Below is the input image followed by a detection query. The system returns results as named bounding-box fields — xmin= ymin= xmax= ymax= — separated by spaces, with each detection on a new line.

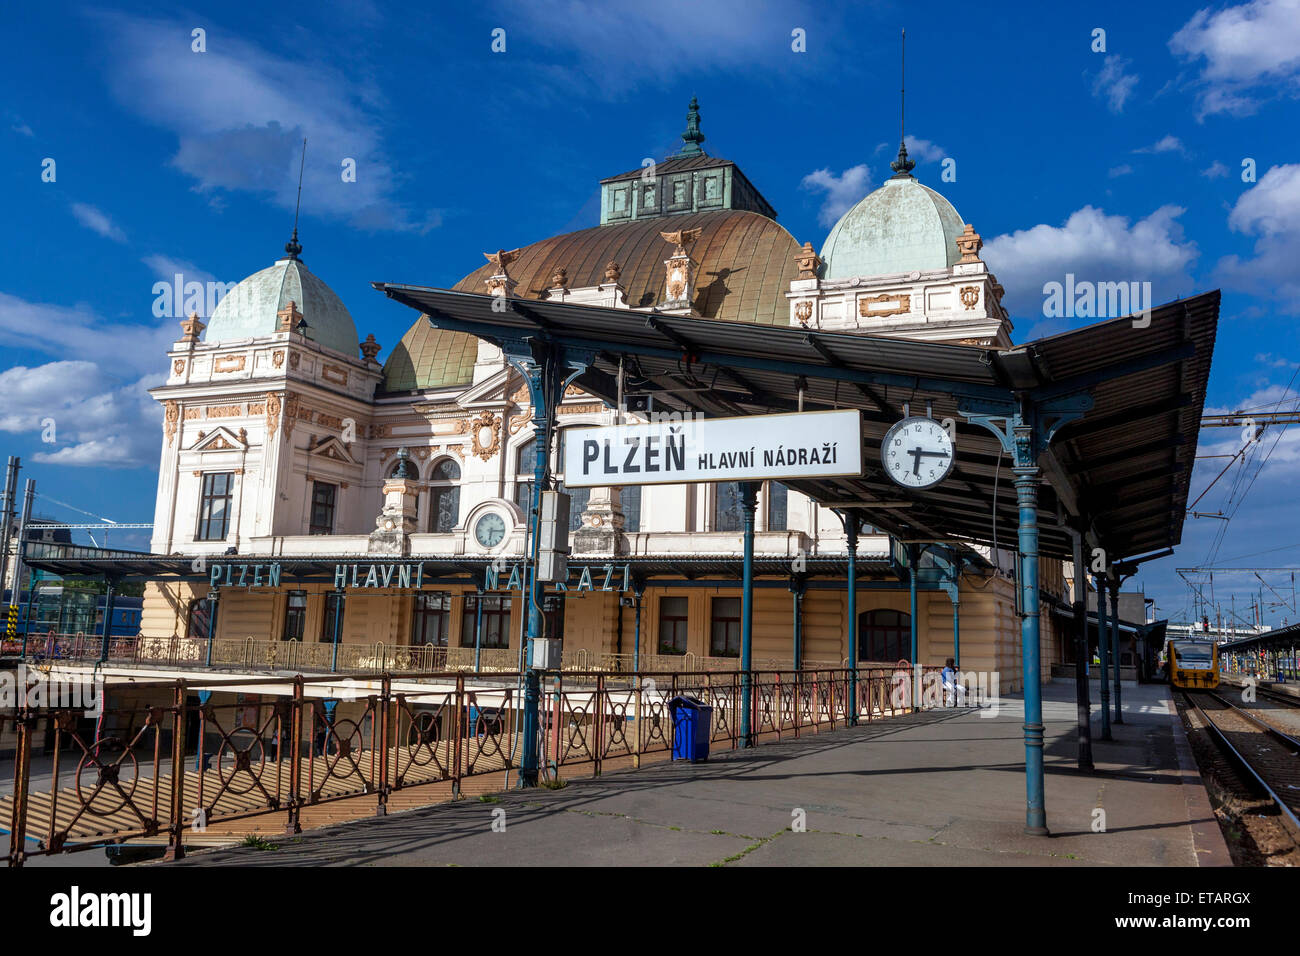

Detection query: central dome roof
xmin=206 ymin=255 xmax=359 ymax=358
xmin=382 ymin=208 xmax=801 ymax=392
xmin=819 ymin=174 xmax=966 ymax=280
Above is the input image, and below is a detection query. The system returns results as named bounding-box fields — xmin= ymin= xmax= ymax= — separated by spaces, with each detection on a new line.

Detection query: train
xmin=2 ymin=586 xmax=142 ymax=641
xmin=1164 ymin=637 xmax=1220 ymax=690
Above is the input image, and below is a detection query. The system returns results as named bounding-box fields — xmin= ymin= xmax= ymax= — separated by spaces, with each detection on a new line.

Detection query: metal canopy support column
xmin=506 ymin=330 xmax=593 ymax=788
xmin=907 ymin=542 xmax=921 ymax=709
xmin=331 ymin=589 xmax=344 ymax=672
xmin=206 ymin=588 xmax=219 ymax=667
xmin=632 ymin=578 xmax=644 ymax=674
xmin=790 ymin=574 xmax=807 ymax=670
xmin=1095 ymin=572 xmax=1113 ymax=741
xmin=474 ymin=585 xmax=484 ymax=673
xmin=1109 ymin=579 xmax=1124 ymax=724
xmin=740 ymin=482 xmax=759 ymax=747
xmin=961 ymin=391 xmax=1091 ymax=837
xmin=1068 ymin=528 xmax=1094 ymax=771
xmin=838 ymin=513 xmax=860 ymax=723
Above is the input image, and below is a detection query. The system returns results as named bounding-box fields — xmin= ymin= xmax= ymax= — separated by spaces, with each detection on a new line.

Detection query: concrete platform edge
xmin=1167 ymin=695 xmax=1232 ymax=867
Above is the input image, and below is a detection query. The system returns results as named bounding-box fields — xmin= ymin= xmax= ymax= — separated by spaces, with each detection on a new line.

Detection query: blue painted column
xmin=790 ymin=576 xmax=806 ymax=670
xmin=205 ymin=588 xmax=219 ymax=667
xmin=632 ymin=584 xmax=643 ymax=674
xmin=518 ymin=359 xmax=551 ymax=788
xmin=194 ymin=690 xmax=212 ymax=771
xmin=908 ymin=542 xmax=920 ymax=709
xmin=1014 ymin=457 xmax=1049 ymax=835
xmin=739 ymin=482 xmax=758 ymax=747
xmin=1110 ymin=580 xmax=1123 ymax=724
xmin=1095 ymin=572 xmax=1112 ymax=741
xmin=844 ymin=518 xmax=859 ymax=723
xmin=474 ymin=587 xmax=484 ymax=673
xmin=330 ymin=589 xmax=344 ymax=672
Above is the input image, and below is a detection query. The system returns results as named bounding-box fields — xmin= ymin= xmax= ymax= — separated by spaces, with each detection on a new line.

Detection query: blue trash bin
xmin=669 ymin=695 xmax=712 ymax=762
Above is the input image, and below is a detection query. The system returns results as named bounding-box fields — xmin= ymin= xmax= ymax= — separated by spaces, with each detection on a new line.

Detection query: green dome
xmin=205 ymin=256 xmax=359 ymax=358
xmin=819 ymin=175 xmax=966 ymax=280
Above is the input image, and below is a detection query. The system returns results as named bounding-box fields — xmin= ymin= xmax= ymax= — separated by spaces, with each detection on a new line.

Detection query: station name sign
xmin=207 ymin=562 xmax=632 ymax=593
xmin=561 ymin=410 xmax=863 ymax=487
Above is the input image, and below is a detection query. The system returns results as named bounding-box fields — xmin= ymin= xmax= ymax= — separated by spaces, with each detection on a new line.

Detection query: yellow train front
xmin=1165 ymin=637 xmax=1220 ymax=690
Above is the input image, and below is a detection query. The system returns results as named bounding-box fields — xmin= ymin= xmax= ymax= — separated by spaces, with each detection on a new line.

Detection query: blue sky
xmin=1 ymin=0 xmax=1298 ymax=628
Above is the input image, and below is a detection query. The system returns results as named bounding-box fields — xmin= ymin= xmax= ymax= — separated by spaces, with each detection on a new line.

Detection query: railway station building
xmin=23 ymin=101 xmax=1212 ymax=699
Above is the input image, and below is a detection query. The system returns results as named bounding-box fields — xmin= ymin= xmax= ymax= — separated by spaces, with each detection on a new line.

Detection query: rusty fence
xmin=3 ymin=665 xmax=940 ymax=867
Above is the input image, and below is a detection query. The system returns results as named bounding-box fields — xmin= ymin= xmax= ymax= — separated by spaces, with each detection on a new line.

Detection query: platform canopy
xmin=374 ymin=284 xmax=1219 ymax=562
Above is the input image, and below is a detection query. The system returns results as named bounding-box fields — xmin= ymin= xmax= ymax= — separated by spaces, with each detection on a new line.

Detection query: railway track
xmin=1180 ymin=690 xmax=1300 ymax=843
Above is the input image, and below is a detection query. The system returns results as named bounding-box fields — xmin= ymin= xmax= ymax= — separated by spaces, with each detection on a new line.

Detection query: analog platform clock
xmin=474 ymin=512 xmax=506 ymax=548
xmin=881 ymin=416 xmax=955 ymax=489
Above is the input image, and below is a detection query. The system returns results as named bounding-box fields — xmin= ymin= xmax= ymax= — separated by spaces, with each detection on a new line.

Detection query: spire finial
xmin=679 ymin=96 xmax=705 ymax=157
xmin=890 ymin=30 xmax=915 ymax=178
xmin=285 ymin=138 xmax=306 ymax=259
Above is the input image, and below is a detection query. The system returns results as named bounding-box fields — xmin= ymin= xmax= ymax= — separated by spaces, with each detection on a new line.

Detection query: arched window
xmin=186 ymin=598 xmax=212 ymax=641
xmin=859 ymin=609 xmax=911 ymax=663
xmin=428 ymin=458 xmax=460 ymax=533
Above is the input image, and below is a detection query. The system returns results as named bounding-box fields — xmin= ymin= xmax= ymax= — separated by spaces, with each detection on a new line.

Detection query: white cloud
xmin=1091 ymin=55 xmax=1139 ymax=112
xmin=1215 ymin=163 xmax=1300 ymax=312
xmin=1108 ymin=164 xmax=1134 ymax=178
xmin=0 ymin=292 xmax=175 ymax=378
xmin=800 ymin=164 xmax=873 ymax=228
xmin=141 ymin=255 xmax=218 ymax=288
xmin=92 ymin=12 xmax=436 ymax=232
xmin=70 ymin=202 xmax=127 ymax=242
xmin=1170 ymin=0 xmax=1300 ymax=118
xmin=497 ymin=0 xmax=815 ymax=80
xmin=1202 ymin=161 xmax=1230 ymax=178
xmin=903 ymin=135 xmax=946 ymax=164
xmin=982 ymin=205 xmax=1199 ymax=323
xmin=0 ymin=362 xmax=164 ymax=469
xmin=1134 ymin=135 xmax=1186 ymax=154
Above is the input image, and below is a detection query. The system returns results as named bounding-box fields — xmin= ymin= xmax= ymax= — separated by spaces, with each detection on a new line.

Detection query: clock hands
xmin=907 ymin=446 xmax=951 ymax=476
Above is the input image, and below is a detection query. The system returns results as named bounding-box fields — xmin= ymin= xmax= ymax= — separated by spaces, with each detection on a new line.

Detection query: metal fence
xmin=2 ymin=664 xmax=940 ymax=867
xmin=5 ymin=633 xmax=851 ymax=676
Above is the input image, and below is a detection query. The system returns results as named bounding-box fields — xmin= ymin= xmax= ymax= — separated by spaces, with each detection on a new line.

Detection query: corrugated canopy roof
xmin=371 ymin=284 xmax=1219 ymax=562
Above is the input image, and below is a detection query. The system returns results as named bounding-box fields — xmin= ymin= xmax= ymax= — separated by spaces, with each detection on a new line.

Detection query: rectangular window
xmin=196 ymin=472 xmax=234 ymax=541
xmin=283 ymin=590 xmax=307 ymax=641
xmin=412 ymin=591 xmax=452 ymax=646
xmin=767 ymin=482 xmax=788 ymax=531
xmin=321 ymin=592 xmax=345 ymax=643
xmin=621 ymin=485 xmax=641 ymax=533
xmin=710 ymin=597 xmax=742 ymax=657
xmin=658 ymin=596 xmax=688 ymax=655
xmin=713 ymin=482 xmax=743 ymax=532
xmin=543 ymin=594 xmax=565 ymax=641
xmin=310 ymin=482 xmax=337 ymax=535
xmin=462 ymin=595 xmax=512 ymax=649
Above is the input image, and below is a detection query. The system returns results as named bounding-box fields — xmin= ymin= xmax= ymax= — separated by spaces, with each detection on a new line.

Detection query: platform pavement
xmin=165 ymin=681 xmax=1229 ymax=867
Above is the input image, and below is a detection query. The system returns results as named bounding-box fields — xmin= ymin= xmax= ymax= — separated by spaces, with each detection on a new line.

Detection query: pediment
xmin=191 ymin=426 xmax=247 ymax=452
xmin=309 ymin=435 xmax=358 ymax=464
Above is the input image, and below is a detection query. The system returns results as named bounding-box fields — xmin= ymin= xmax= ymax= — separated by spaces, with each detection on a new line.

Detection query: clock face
xmin=474 ymin=512 xmax=506 ymax=548
xmin=881 ymin=417 xmax=955 ymax=489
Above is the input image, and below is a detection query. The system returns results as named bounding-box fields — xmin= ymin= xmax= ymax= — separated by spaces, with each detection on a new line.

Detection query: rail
xmin=2 ymin=664 xmax=944 ymax=866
